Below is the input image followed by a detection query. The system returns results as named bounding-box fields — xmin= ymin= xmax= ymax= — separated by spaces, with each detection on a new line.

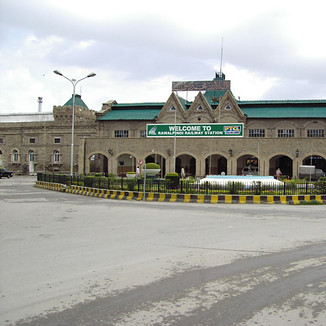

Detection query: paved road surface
xmin=1 ymin=176 xmax=325 ymax=325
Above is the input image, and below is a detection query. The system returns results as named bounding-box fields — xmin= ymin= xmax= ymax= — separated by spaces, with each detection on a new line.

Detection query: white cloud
xmin=222 ymin=64 xmax=279 ymax=100
xmin=1 ymin=0 xmax=326 ymax=113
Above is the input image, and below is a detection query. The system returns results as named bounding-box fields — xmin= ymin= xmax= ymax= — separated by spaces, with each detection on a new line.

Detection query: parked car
xmin=0 ymin=168 xmax=14 ymax=178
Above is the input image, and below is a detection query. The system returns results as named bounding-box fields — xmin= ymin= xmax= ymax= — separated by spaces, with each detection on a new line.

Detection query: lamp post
xmin=53 ymin=70 xmax=96 ymax=176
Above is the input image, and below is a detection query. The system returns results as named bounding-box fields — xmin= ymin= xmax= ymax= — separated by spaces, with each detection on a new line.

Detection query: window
xmin=12 ymin=149 xmax=19 ymax=162
xmin=307 ymin=129 xmax=324 ymax=138
xmin=115 ymin=130 xmax=128 ymax=138
xmin=197 ymin=105 xmax=203 ymax=111
xmin=0 ymin=137 xmax=3 ymax=144
xmin=29 ymin=138 xmax=36 ymax=144
xmin=54 ymin=137 xmax=61 ymax=144
xmin=169 ymin=106 xmax=176 ymax=111
xmin=140 ymin=130 xmax=147 ymax=138
xmin=278 ymin=129 xmax=294 ymax=138
xmin=29 ymin=150 xmax=35 ymax=162
xmin=249 ymin=129 xmax=265 ymax=138
xmin=224 ymin=104 xmax=231 ymax=110
xmin=53 ymin=150 xmax=60 ymax=163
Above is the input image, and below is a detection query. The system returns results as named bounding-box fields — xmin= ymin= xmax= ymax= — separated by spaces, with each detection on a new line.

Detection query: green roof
xmin=64 ymin=94 xmax=89 ymax=109
xmin=204 ymin=89 xmax=229 ymax=104
xmin=241 ymin=107 xmax=326 ymax=118
xmin=239 ymin=100 xmax=326 ymax=118
xmin=98 ymin=103 xmax=164 ymax=121
xmin=98 ymin=100 xmax=326 ymax=120
xmin=177 ymin=96 xmax=191 ymax=110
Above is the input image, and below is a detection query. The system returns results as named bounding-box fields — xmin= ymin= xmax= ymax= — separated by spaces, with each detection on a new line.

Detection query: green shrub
xmin=298 ymin=200 xmax=323 ymax=205
xmin=84 ymin=176 xmax=95 ymax=187
xmin=284 ymin=179 xmax=297 ymax=190
xmin=144 ymin=162 xmax=160 ymax=169
xmin=127 ymin=178 xmax=137 ymax=191
xmin=186 ymin=176 xmax=196 ymax=183
xmin=166 ymin=173 xmax=180 ymax=189
xmin=315 ymin=179 xmax=326 ymax=194
xmin=226 ymin=181 xmax=245 ymax=194
xmin=252 ymin=181 xmax=262 ymax=195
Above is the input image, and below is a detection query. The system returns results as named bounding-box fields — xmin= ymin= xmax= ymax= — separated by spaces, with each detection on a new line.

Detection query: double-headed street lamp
xmin=53 ymin=70 xmax=96 ymax=176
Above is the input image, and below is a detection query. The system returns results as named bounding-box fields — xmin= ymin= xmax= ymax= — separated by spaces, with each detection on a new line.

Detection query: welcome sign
xmin=146 ymin=123 xmax=244 ymax=138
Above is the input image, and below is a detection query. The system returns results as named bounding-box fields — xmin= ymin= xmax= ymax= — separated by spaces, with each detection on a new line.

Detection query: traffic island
xmin=34 ymin=182 xmax=326 ymax=204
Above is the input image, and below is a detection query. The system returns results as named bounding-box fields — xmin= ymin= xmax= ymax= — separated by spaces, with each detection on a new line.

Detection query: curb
xmin=34 ymin=182 xmax=326 ymax=204
xmin=34 ymin=181 xmax=67 ymax=192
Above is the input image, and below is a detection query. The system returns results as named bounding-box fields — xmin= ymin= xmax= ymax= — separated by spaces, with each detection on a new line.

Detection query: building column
xmin=110 ymin=156 xmax=117 ymax=175
xmin=78 ymin=138 xmax=86 ymax=175
xmin=293 ymin=157 xmax=300 ymax=178
xmin=227 ymin=158 xmax=235 ymax=175
xmin=197 ymin=158 xmax=206 ymax=177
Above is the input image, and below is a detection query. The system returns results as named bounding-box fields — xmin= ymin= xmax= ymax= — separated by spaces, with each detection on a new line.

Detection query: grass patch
xmin=298 ymin=200 xmax=323 ymax=205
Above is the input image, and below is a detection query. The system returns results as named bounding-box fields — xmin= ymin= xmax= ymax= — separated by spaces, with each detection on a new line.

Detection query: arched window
xmin=12 ymin=149 xmax=19 ymax=162
xmin=29 ymin=150 xmax=35 ymax=162
xmin=53 ymin=150 xmax=60 ymax=163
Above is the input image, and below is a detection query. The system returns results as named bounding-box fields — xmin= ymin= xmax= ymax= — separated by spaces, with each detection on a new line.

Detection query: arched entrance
xmin=303 ymin=155 xmax=326 ymax=171
xmin=176 ymin=154 xmax=196 ymax=177
xmin=146 ymin=153 xmax=166 ymax=177
xmin=237 ymin=155 xmax=259 ymax=175
xmin=89 ymin=153 xmax=108 ymax=174
xmin=116 ymin=154 xmax=136 ymax=176
xmin=205 ymin=154 xmax=227 ymax=175
xmin=269 ymin=155 xmax=292 ymax=178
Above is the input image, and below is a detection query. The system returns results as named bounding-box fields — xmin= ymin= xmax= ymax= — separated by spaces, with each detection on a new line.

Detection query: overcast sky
xmin=1 ymin=0 xmax=326 ymax=114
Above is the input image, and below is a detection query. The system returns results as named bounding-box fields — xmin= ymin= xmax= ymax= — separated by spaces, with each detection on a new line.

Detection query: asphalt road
xmin=1 ymin=176 xmax=326 ymax=326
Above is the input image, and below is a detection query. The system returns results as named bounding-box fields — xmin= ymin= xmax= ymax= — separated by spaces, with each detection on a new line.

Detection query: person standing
xmin=276 ymin=168 xmax=282 ymax=179
xmin=181 ymin=167 xmax=186 ymax=179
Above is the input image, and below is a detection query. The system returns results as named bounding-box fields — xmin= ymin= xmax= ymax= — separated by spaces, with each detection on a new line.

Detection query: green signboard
xmin=146 ymin=123 xmax=244 ymax=137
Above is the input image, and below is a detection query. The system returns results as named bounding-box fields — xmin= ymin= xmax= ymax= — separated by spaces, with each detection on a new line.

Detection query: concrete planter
xmin=143 ymin=169 xmax=161 ymax=176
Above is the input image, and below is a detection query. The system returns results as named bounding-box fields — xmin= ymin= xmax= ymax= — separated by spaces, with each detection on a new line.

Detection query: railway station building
xmin=0 ymin=73 xmax=325 ymax=178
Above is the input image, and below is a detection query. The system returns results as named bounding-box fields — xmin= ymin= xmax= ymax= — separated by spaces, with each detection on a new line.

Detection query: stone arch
xmin=176 ymin=153 xmax=196 ymax=177
xmin=237 ymin=154 xmax=259 ymax=175
xmin=145 ymin=152 xmax=166 ymax=177
xmin=302 ymin=154 xmax=326 ymax=171
xmin=269 ymin=154 xmax=293 ymax=178
xmin=115 ymin=152 xmax=137 ymax=176
xmin=205 ymin=154 xmax=227 ymax=175
xmin=89 ymin=152 xmax=109 ymax=174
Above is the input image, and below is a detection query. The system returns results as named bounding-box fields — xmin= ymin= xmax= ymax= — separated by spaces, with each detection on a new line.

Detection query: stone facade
xmin=1 ymin=76 xmax=325 ymax=178
xmin=0 ymin=105 xmax=97 ymax=174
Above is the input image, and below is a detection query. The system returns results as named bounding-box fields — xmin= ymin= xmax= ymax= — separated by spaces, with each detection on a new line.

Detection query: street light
xmin=53 ymin=70 xmax=96 ymax=175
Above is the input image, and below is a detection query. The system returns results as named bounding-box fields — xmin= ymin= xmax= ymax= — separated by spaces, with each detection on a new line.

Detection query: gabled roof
xmin=203 ymin=89 xmax=229 ymax=105
xmin=97 ymin=99 xmax=326 ymax=121
xmin=96 ymin=74 xmax=326 ymax=121
xmin=176 ymin=96 xmax=192 ymax=110
xmin=203 ymin=72 xmax=232 ymax=107
xmin=64 ymin=94 xmax=89 ymax=109
xmin=98 ymin=103 xmax=164 ymax=121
